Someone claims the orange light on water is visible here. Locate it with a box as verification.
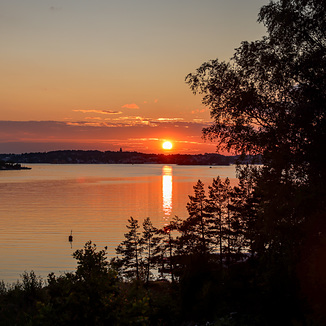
[162,165,173,218]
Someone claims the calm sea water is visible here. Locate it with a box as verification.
[0,164,237,283]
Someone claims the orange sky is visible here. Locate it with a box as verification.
[0,0,267,154]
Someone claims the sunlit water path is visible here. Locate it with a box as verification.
[0,164,237,283]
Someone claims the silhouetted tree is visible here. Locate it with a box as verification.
[231,165,259,256]
[182,180,211,256]
[115,217,143,281]
[157,216,184,282]
[207,177,230,264]
[186,1,326,174]
[35,241,120,326]
[73,241,110,281]
[186,0,326,322]
[142,217,161,283]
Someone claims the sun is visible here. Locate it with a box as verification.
[162,141,173,150]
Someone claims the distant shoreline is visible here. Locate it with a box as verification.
[0,150,261,166]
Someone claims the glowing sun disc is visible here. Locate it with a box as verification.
[162,141,173,150]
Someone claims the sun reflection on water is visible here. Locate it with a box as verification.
[162,165,173,219]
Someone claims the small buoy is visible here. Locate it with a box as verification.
[68,230,73,242]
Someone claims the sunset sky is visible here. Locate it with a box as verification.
[1,0,266,154]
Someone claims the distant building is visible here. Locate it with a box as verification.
[120,148,123,152]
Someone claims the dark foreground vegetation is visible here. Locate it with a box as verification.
[1,0,325,324]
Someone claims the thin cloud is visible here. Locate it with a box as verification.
[176,140,205,145]
[156,118,184,121]
[66,122,104,127]
[114,116,144,120]
[66,121,125,128]
[0,120,218,154]
[191,108,209,114]
[129,138,160,141]
[73,109,122,115]
[121,103,140,109]
[112,116,154,126]
[102,110,122,114]
[85,117,102,120]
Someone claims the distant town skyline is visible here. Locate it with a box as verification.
[1,0,267,154]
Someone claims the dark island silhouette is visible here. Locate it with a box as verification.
[0,160,31,170]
